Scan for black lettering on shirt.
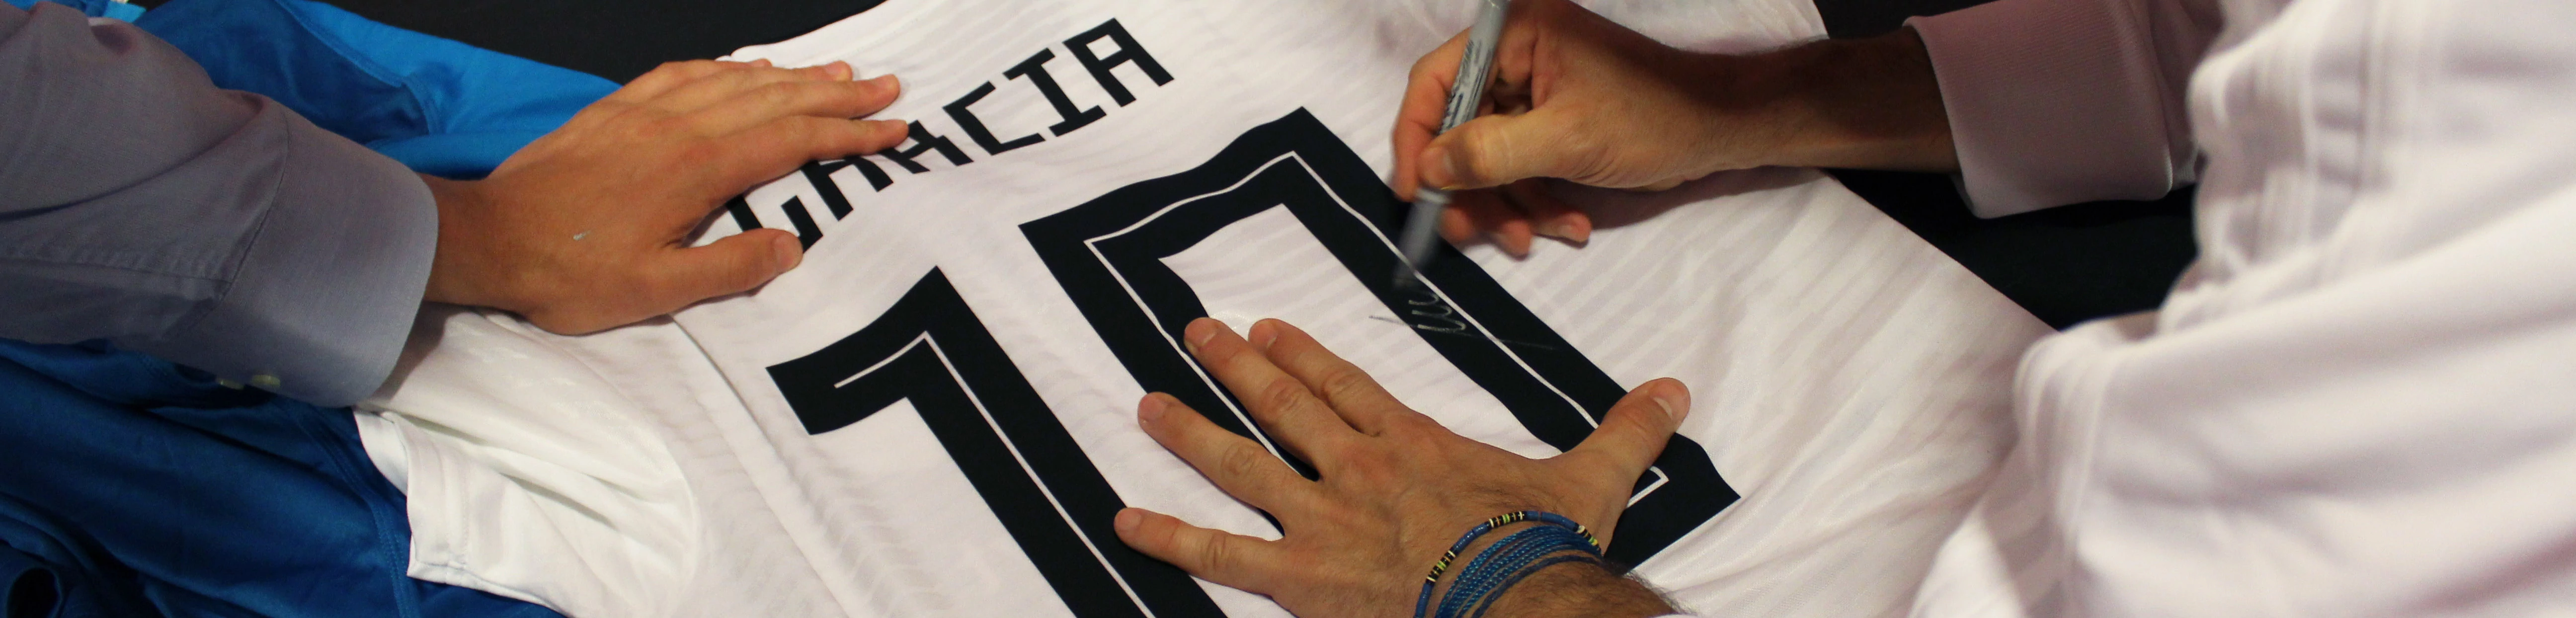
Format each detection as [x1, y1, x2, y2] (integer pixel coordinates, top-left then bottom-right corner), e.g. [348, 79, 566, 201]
[768, 269, 1226, 618]
[718, 184, 839, 248]
[1022, 109, 1738, 565]
[724, 195, 762, 233]
[718, 18, 1175, 248]
[799, 161, 859, 219]
[777, 196, 826, 248]
[828, 156, 894, 192]
[879, 120, 975, 173]
[946, 82, 1047, 156]
[1004, 49, 1105, 137]
[1064, 19, 1172, 106]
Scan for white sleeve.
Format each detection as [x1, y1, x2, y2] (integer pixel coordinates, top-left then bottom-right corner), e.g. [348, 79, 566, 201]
[1915, 1, 2576, 616]
[1905, 0, 2220, 218]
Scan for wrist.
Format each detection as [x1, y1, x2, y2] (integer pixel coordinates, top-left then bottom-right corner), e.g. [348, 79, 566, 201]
[1477, 559, 1676, 618]
[1419, 513, 1668, 618]
[420, 174, 510, 309]
[1733, 26, 1957, 171]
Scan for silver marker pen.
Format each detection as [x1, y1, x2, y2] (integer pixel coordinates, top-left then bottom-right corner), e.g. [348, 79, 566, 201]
[1394, 0, 1510, 290]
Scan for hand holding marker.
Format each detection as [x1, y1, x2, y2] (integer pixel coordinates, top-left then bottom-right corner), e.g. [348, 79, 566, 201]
[1394, 0, 1510, 290]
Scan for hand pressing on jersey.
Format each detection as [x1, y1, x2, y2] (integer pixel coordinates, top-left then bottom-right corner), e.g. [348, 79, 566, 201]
[1393, 0, 1955, 255]
[1114, 317, 1688, 618]
[421, 60, 909, 334]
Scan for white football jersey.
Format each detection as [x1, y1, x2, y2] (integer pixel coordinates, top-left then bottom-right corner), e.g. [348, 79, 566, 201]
[359, 1, 2052, 617]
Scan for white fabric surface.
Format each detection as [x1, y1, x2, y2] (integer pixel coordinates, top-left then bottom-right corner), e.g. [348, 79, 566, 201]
[358, 308, 704, 615]
[360, 1, 2054, 617]
[1908, 0, 2576, 616]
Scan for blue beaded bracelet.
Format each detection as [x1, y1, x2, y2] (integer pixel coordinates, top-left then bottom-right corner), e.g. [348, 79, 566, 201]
[1466, 554, 1599, 618]
[1437, 525, 1596, 618]
[1414, 511, 1603, 618]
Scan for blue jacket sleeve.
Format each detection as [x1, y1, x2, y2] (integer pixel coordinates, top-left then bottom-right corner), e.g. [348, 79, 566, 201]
[0, 2, 435, 406]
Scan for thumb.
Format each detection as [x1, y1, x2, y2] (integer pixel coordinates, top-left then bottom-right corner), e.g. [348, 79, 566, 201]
[1419, 107, 1594, 190]
[650, 229, 804, 306]
[1565, 378, 1689, 482]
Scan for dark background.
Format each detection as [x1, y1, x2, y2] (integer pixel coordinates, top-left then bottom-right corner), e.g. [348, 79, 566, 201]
[223, 0, 2200, 329]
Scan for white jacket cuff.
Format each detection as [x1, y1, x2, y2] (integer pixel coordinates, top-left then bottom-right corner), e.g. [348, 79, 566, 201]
[1908, 0, 2209, 217]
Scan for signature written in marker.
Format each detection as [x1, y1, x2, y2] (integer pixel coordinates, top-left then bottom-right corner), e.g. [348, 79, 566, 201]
[1366, 313, 1560, 351]
[1401, 296, 1470, 334]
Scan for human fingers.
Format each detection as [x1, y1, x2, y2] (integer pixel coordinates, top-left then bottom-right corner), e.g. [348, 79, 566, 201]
[632, 229, 805, 318]
[608, 59, 761, 103]
[1560, 379, 1690, 532]
[649, 61, 859, 116]
[1629, 178, 1689, 192]
[1418, 105, 1600, 191]
[1452, 190, 1535, 257]
[1135, 392, 1318, 514]
[1393, 31, 1471, 199]
[687, 75, 902, 136]
[1244, 319, 1408, 436]
[1440, 202, 1479, 245]
[1398, 0, 1560, 198]
[1500, 179, 1592, 244]
[704, 117, 912, 197]
[1113, 507, 1287, 593]
[1183, 319, 1363, 461]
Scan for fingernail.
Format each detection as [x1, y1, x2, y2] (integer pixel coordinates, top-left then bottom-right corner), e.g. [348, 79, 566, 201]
[1185, 318, 1218, 350]
[1649, 380, 1690, 423]
[1250, 319, 1281, 350]
[827, 61, 853, 80]
[1115, 508, 1143, 534]
[773, 235, 804, 272]
[1138, 394, 1168, 424]
[1537, 222, 1574, 240]
[748, 59, 772, 68]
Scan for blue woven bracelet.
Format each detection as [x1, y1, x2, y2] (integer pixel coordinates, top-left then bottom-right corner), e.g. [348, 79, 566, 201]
[1436, 526, 1596, 618]
[1414, 511, 1603, 618]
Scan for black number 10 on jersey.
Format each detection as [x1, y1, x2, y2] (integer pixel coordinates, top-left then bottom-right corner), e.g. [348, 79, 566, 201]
[766, 110, 1739, 617]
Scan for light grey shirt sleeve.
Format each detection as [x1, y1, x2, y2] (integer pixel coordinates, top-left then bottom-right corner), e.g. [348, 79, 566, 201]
[1907, 0, 2223, 217]
[0, 2, 435, 406]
